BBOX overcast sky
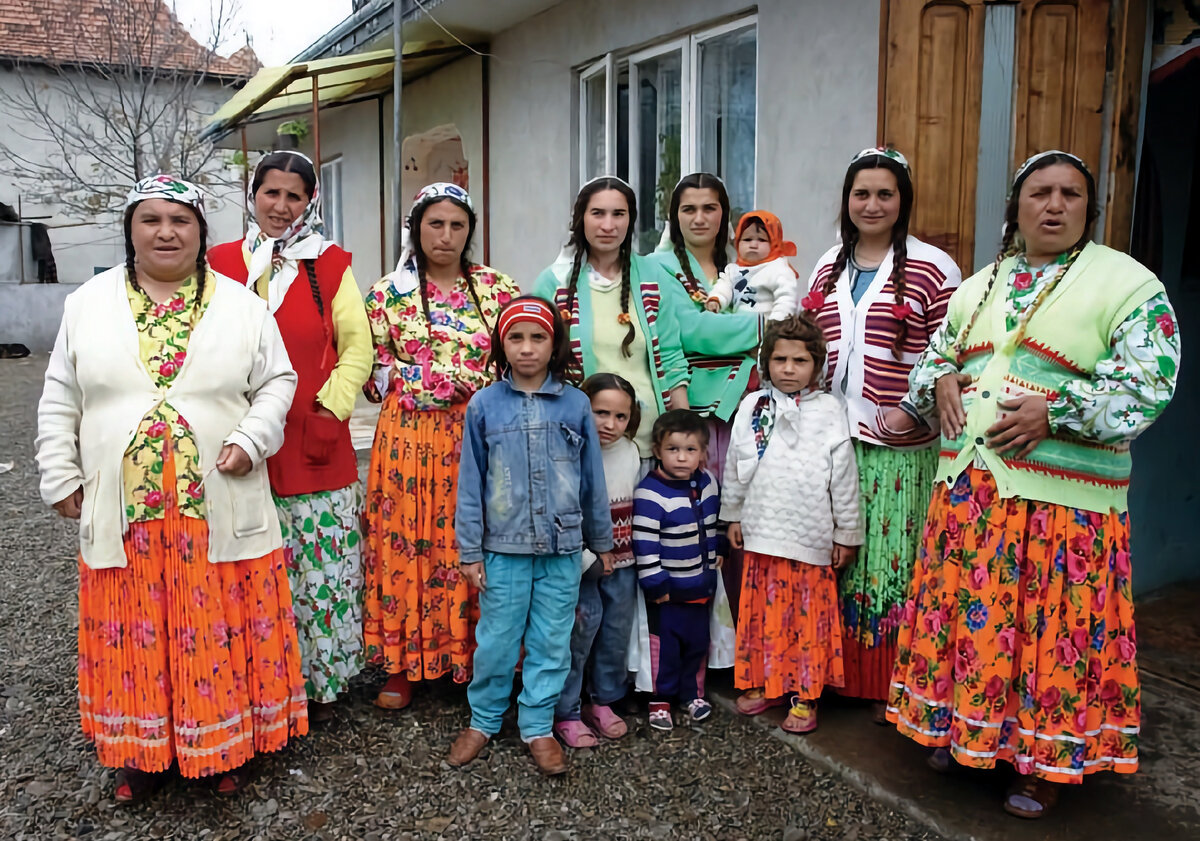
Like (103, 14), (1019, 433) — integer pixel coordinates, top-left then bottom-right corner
(174, 0), (354, 66)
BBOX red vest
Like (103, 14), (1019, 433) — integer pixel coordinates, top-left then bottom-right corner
(208, 241), (360, 497)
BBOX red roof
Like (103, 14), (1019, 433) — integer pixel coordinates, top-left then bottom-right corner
(0, 0), (260, 78)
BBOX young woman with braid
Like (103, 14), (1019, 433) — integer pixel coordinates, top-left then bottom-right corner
(209, 151), (372, 721)
(37, 176), (305, 802)
(361, 183), (519, 710)
(888, 152), (1180, 818)
(533, 177), (689, 462)
(798, 148), (961, 716)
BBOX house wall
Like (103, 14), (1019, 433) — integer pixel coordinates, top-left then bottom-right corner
(486, 0), (881, 285)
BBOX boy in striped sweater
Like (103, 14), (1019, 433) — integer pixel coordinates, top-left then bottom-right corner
(633, 410), (722, 730)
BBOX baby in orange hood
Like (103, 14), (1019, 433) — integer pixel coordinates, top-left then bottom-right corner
(706, 211), (799, 321)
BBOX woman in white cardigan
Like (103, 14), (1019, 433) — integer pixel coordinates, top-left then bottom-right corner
(36, 176), (305, 803)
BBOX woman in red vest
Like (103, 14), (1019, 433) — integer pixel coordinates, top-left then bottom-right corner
(208, 151), (372, 721)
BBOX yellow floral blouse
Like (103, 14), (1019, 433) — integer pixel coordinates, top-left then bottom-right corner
(122, 274), (214, 522)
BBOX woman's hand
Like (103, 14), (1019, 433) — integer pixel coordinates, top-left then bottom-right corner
(215, 443), (252, 477)
(461, 562), (486, 590)
(935, 373), (973, 439)
(451, 382), (474, 404)
(986, 394), (1050, 458)
(53, 486), (84, 519)
(831, 543), (857, 571)
(873, 406), (930, 445)
(598, 552), (616, 575)
(667, 385), (689, 410)
(727, 522), (743, 549)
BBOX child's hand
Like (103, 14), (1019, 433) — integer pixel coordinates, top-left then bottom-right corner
(831, 543), (857, 571)
(713, 555), (725, 570)
(654, 594), (670, 604)
(460, 562), (486, 590)
(705, 299), (721, 313)
(727, 523), (743, 549)
(598, 551), (616, 575)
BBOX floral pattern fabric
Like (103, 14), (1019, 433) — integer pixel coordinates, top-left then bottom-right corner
(276, 484), (365, 702)
(886, 466), (1140, 783)
(122, 274), (213, 522)
(363, 266), (519, 410)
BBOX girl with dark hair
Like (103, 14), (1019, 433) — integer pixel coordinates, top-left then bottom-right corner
(888, 151), (1180, 817)
(361, 183), (519, 710)
(532, 177), (689, 462)
(799, 148), (961, 713)
(208, 150), (372, 721)
(37, 176), (304, 802)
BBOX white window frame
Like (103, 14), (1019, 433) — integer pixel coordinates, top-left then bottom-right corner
(578, 54), (617, 184)
(320, 156), (344, 246)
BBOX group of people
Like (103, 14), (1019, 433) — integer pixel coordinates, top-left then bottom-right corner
(35, 144), (1179, 821)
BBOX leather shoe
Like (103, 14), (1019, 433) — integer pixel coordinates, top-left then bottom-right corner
(447, 728), (489, 767)
(527, 735), (568, 776)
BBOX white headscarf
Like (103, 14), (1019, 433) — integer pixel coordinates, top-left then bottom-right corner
(383, 181), (474, 297)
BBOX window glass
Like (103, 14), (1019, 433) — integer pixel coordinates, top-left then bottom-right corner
(697, 25), (757, 223)
(635, 50), (682, 253)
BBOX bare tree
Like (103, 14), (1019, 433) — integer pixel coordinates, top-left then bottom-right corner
(0, 0), (253, 216)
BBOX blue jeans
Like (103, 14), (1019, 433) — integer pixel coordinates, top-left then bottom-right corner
(467, 551), (580, 739)
(555, 565), (637, 721)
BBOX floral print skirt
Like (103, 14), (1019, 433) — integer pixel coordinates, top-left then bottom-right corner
(837, 442), (937, 700)
(276, 483), (365, 703)
(886, 466), (1140, 783)
(362, 396), (478, 682)
(77, 450), (308, 778)
(735, 551), (844, 701)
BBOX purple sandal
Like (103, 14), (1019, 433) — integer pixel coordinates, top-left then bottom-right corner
(582, 703), (629, 739)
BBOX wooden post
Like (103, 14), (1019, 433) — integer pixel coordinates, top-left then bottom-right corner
(240, 127), (250, 236)
(392, 0), (404, 264)
(1104, 0), (1149, 251)
(311, 75), (322, 171)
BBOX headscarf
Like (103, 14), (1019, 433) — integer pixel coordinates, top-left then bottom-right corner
(385, 181), (474, 297)
(1009, 150), (1090, 197)
(125, 174), (206, 219)
(850, 146), (911, 173)
(244, 150), (329, 313)
(733, 210), (797, 268)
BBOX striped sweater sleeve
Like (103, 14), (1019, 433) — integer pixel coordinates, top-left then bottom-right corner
(633, 482), (669, 600)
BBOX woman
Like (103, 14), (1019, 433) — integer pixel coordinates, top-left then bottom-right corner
(36, 175), (305, 802)
(800, 148), (961, 717)
(362, 182), (519, 709)
(208, 151), (372, 720)
(887, 151), (1180, 817)
(533, 176), (689, 461)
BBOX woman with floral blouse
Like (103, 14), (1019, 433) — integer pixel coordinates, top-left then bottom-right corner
(887, 152), (1180, 819)
(362, 183), (519, 710)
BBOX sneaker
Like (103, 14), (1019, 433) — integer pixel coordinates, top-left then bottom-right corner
(648, 702), (673, 731)
(686, 698), (712, 722)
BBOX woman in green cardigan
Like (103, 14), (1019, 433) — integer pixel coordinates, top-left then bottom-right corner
(533, 177), (688, 461)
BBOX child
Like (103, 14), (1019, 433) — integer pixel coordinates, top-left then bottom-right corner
(722, 315), (863, 733)
(633, 410), (722, 731)
(449, 296), (615, 776)
(706, 211), (798, 320)
(553, 373), (643, 748)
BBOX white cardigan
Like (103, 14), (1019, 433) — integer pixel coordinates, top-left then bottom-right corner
(36, 266), (297, 570)
(720, 387), (863, 565)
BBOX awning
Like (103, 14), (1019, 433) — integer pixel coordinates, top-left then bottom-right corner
(200, 44), (469, 144)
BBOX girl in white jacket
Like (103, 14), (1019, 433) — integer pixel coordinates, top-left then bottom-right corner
(706, 210), (798, 321)
(721, 315), (863, 734)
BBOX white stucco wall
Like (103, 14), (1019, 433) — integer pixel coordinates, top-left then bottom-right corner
(486, 0), (882, 286)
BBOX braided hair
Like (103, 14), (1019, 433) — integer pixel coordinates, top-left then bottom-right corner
(948, 152), (1099, 364)
(409, 195), (491, 336)
(123, 200), (209, 316)
(563, 177), (639, 356)
(667, 173), (730, 298)
(805, 152), (913, 360)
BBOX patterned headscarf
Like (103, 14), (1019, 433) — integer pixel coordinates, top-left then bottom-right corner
(1009, 150), (1090, 198)
(124, 175), (206, 219)
(850, 146), (911, 174)
(386, 182), (475, 296)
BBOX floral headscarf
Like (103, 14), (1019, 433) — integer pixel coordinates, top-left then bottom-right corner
(124, 175), (206, 219)
(1009, 150), (1090, 198)
(851, 146), (911, 173)
(386, 182), (475, 297)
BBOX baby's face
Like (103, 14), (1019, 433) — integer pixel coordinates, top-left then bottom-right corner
(737, 225), (770, 265)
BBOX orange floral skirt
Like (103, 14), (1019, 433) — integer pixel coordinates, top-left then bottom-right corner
(362, 396), (478, 682)
(77, 454), (308, 778)
(735, 551), (844, 700)
(886, 467), (1140, 783)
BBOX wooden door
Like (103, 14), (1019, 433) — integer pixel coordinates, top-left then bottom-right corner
(880, 0), (1112, 271)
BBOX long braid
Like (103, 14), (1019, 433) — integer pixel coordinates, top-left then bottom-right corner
(566, 246), (585, 321)
(303, 258), (323, 318)
(804, 240), (851, 316)
(887, 234), (909, 359)
(1007, 245), (1085, 350)
(415, 252), (433, 340)
(951, 223), (1018, 364)
(672, 240), (703, 299)
(460, 254), (491, 333)
(618, 239), (635, 357)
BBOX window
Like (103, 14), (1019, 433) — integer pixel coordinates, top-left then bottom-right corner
(579, 17), (757, 252)
(320, 157), (344, 246)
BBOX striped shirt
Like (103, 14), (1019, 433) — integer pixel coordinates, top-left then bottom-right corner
(632, 469), (720, 603)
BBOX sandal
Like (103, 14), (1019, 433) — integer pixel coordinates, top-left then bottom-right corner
(114, 767), (168, 805)
(1003, 776), (1059, 819)
(927, 747), (952, 774)
(780, 698), (818, 733)
(581, 703), (628, 739)
(308, 700), (336, 724)
(736, 688), (785, 716)
(374, 674), (412, 710)
(553, 719), (599, 748)
(215, 766), (253, 797)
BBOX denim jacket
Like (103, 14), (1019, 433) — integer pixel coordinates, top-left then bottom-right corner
(455, 372), (613, 563)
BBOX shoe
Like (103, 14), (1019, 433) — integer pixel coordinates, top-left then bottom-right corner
(871, 702), (889, 726)
(1003, 777), (1059, 819)
(308, 700), (336, 724)
(214, 765), (253, 796)
(374, 674), (412, 710)
(447, 728), (489, 767)
(114, 767), (168, 805)
(686, 698), (712, 722)
(780, 698), (818, 733)
(648, 702), (673, 731)
(927, 747), (952, 774)
(553, 719), (599, 748)
(527, 736), (568, 775)
(735, 688), (785, 716)
(581, 703), (628, 739)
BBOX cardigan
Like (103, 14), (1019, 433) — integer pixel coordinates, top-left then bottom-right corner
(720, 388), (864, 565)
(36, 266), (297, 569)
(804, 236), (961, 448)
(632, 468), (721, 603)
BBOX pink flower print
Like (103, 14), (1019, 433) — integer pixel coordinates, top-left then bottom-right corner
(196, 678), (215, 701)
(403, 338), (422, 355)
(432, 379), (456, 401)
(1115, 634), (1136, 662)
(1013, 272), (1033, 291)
(1070, 627), (1089, 654)
(122, 671), (136, 693)
(997, 626), (1016, 655)
(152, 303), (169, 319)
(1028, 508), (1049, 539)
(147, 421), (168, 439)
(144, 490), (163, 509)
(131, 527), (150, 554)
(945, 513), (960, 542)
(130, 620), (155, 648)
(968, 564), (988, 591)
(1066, 550), (1089, 585)
(984, 675), (1005, 700)
(1094, 585), (1107, 610)
(173, 350), (187, 364)
(497, 290), (512, 306)
(252, 616), (274, 641)
(1074, 707), (1088, 731)
(1100, 679), (1122, 704)
(373, 290), (385, 303)
(101, 621), (122, 646)
(1156, 312), (1176, 338)
(471, 332), (490, 350)
(923, 610), (943, 635)
(212, 618), (230, 647)
(932, 674), (951, 700)
(1054, 637), (1080, 667)
(413, 345), (434, 365)
(1039, 685), (1062, 711)
(368, 305), (385, 321)
(463, 357), (483, 372)
(399, 394), (417, 411)
(179, 626), (197, 654)
(1114, 549), (1131, 579)
(169, 296), (187, 312)
(447, 290), (468, 309)
(389, 324), (401, 339)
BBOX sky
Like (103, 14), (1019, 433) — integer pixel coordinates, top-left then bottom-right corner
(173, 0), (354, 66)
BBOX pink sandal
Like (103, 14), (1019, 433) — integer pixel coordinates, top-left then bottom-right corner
(736, 689), (786, 716)
(581, 703), (628, 739)
(780, 698), (818, 733)
(553, 719), (599, 748)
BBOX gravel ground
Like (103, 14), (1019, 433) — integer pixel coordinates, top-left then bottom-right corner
(0, 355), (944, 841)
